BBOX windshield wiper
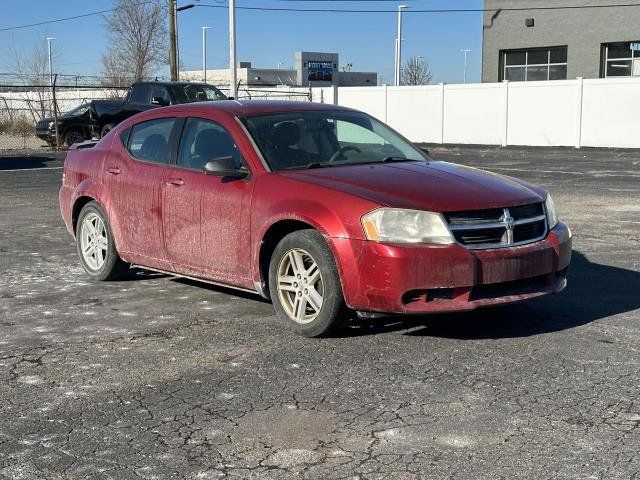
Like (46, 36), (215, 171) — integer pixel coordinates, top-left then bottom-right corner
(305, 162), (329, 169)
(380, 156), (412, 162)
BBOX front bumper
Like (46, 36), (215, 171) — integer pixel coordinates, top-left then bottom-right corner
(36, 129), (55, 142)
(331, 222), (572, 314)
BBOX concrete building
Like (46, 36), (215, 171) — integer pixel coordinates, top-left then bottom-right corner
(482, 0), (640, 82)
(181, 51), (377, 87)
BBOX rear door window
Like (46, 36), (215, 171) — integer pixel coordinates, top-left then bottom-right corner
(127, 118), (176, 164)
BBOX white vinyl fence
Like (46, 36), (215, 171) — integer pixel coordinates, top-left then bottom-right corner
(2, 79), (638, 150)
(312, 77), (640, 149)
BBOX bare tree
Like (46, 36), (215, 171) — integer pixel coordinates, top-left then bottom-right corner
(401, 56), (433, 86)
(3, 40), (58, 121)
(101, 0), (167, 84)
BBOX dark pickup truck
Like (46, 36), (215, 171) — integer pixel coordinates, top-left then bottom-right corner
(91, 81), (227, 137)
(36, 81), (227, 147)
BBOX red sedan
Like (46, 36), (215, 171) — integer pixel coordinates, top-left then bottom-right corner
(59, 101), (572, 337)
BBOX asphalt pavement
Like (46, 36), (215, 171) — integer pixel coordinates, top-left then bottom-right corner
(1, 145), (639, 479)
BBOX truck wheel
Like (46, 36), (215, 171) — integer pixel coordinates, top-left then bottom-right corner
(101, 124), (115, 138)
(64, 129), (84, 147)
(268, 229), (347, 337)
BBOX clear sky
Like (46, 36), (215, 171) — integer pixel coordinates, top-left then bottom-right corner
(0, 0), (484, 84)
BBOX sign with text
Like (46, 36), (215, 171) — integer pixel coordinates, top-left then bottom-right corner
(307, 61), (333, 82)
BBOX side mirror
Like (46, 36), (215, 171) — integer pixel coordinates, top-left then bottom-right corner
(151, 96), (168, 106)
(203, 156), (248, 179)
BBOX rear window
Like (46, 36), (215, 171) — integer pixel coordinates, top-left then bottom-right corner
(129, 84), (150, 104)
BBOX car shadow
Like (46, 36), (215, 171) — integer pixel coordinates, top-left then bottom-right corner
(116, 268), (171, 282)
(0, 154), (62, 170)
(173, 278), (272, 304)
(338, 250), (640, 339)
(116, 268), (270, 303)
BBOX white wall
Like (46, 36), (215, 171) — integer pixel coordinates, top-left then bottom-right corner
(316, 77), (640, 149)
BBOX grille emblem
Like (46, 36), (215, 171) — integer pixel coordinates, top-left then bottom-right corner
(503, 208), (514, 244)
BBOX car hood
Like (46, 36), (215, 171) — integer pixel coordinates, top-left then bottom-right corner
(278, 160), (546, 212)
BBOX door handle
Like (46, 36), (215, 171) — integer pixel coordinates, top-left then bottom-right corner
(105, 167), (120, 175)
(166, 178), (184, 186)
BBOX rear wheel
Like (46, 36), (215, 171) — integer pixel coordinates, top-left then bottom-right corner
(76, 201), (129, 280)
(268, 229), (347, 337)
(100, 123), (115, 138)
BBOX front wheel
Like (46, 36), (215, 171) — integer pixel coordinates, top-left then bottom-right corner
(76, 201), (129, 280)
(268, 229), (347, 337)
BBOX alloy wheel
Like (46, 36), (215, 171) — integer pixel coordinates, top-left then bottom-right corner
(79, 212), (108, 271)
(277, 248), (324, 324)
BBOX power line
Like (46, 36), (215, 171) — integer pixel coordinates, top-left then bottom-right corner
(0, 0), (156, 33)
(0, 1), (638, 33)
(195, 2), (640, 13)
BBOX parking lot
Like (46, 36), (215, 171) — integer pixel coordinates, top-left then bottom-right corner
(1, 145), (639, 479)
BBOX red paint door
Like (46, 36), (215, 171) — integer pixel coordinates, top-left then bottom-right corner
(161, 117), (253, 286)
(106, 118), (178, 269)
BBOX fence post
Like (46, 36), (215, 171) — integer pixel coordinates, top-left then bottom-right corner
(332, 84), (338, 105)
(502, 80), (510, 147)
(440, 83), (445, 144)
(52, 74), (60, 150)
(575, 77), (584, 149)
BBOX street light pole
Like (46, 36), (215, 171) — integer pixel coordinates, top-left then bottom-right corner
(202, 26), (211, 82)
(168, 1), (177, 80)
(229, 0), (237, 98)
(46, 37), (55, 87)
(461, 49), (471, 84)
(395, 5), (408, 86)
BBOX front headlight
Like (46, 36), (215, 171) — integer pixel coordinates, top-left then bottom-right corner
(361, 208), (453, 244)
(545, 194), (558, 229)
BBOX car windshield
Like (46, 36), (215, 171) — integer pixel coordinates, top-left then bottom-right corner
(241, 110), (428, 171)
(176, 84), (227, 103)
(62, 103), (89, 118)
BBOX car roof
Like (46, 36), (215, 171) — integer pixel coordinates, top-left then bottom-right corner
(134, 81), (217, 88)
(152, 100), (357, 117)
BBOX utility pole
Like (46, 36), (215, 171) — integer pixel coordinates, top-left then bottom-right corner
(461, 49), (471, 84)
(202, 26), (211, 82)
(395, 5), (408, 86)
(168, 0), (177, 81)
(229, 0), (237, 98)
(46, 37), (55, 87)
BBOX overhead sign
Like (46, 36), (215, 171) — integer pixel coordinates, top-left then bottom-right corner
(308, 61), (333, 82)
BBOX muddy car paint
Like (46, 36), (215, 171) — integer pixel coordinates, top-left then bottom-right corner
(60, 101), (572, 316)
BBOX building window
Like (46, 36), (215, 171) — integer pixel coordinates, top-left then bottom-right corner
(501, 46), (567, 81)
(602, 42), (640, 77)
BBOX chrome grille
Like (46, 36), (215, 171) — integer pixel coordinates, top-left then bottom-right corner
(444, 202), (547, 249)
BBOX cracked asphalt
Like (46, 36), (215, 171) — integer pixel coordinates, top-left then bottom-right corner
(1, 146), (639, 479)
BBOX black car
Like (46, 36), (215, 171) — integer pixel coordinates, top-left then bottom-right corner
(36, 103), (94, 147)
(90, 81), (227, 137)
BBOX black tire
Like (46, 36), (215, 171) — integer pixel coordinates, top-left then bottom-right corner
(75, 201), (129, 281)
(100, 123), (115, 138)
(63, 129), (84, 147)
(268, 229), (347, 337)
